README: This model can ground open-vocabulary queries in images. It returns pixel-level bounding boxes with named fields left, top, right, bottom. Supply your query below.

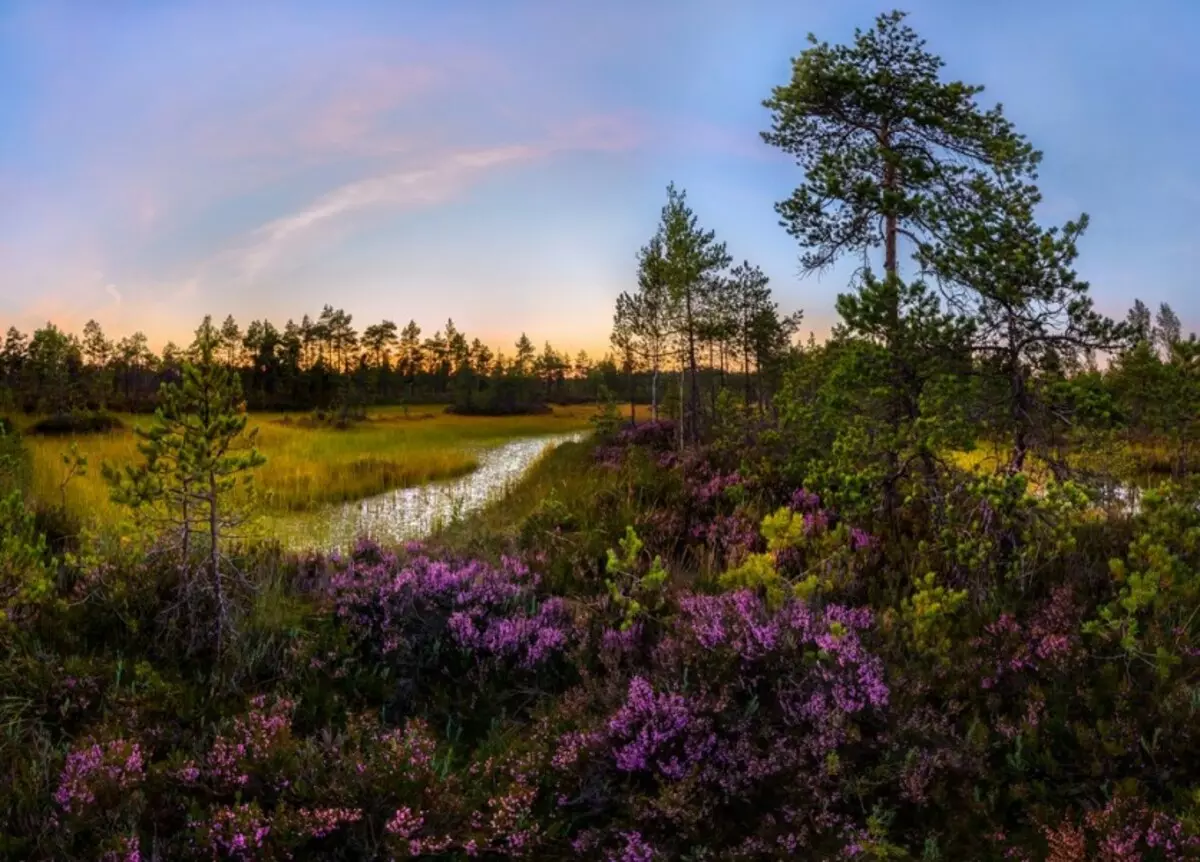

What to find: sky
left=1, top=0, right=1198, bottom=356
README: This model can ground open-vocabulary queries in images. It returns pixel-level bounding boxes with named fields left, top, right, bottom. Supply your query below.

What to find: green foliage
left=898, top=572, right=967, bottom=658
left=717, top=551, right=785, bottom=607
left=637, top=183, right=734, bottom=444
left=930, top=473, right=1089, bottom=592
left=762, top=10, right=1033, bottom=277
left=57, top=443, right=87, bottom=511
left=101, top=317, right=267, bottom=651
left=778, top=278, right=975, bottom=522
left=1109, top=333, right=1200, bottom=476
left=0, top=490, right=55, bottom=625
left=105, top=317, right=266, bottom=555
left=590, top=385, right=623, bottom=439
left=718, top=506, right=870, bottom=607
left=19, top=323, right=86, bottom=416
left=605, top=526, right=669, bottom=630
left=718, top=507, right=806, bottom=608
left=1085, top=483, right=1200, bottom=665
left=0, top=427, right=55, bottom=627
left=760, top=506, right=805, bottom=553
left=919, top=163, right=1126, bottom=472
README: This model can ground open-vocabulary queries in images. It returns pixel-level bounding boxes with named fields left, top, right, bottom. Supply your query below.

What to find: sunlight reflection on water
left=275, top=431, right=587, bottom=550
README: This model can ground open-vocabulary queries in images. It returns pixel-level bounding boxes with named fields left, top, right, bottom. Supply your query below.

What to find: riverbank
left=272, top=430, right=589, bottom=550
left=19, top=404, right=597, bottom=529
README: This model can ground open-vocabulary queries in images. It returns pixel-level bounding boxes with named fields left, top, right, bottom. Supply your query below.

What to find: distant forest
left=0, top=285, right=801, bottom=418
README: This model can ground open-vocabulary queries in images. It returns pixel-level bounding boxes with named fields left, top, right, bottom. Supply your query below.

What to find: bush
left=28, top=412, right=123, bottom=436
left=11, top=400, right=1200, bottom=860
left=446, top=400, right=551, bottom=417
left=447, top=376, right=550, bottom=416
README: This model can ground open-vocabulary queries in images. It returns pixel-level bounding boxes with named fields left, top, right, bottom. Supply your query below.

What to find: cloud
left=226, top=144, right=539, bottom=281
left=216, top=117, right=640, bottom=286
left=105, top=283, right=122, bottom=305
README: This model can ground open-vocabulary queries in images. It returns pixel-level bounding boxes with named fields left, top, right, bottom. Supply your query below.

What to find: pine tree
left=614, top=232, right=680, bottom=422
left=1126, top=300, right=1153, bottom=345
left=1156, top=303, right=1182, bottom=357
left=105, top=315, right=265, bottom=652
left=761, top=9, right=1032, bottom=309
left=219, top=315, right=243, bottom=368
left=919, top=168, right=1124, bottom=473
left=762, top=9, right=1036, bottom=508
left=514, top=333, right=536, bottom=376
left=729, top=262, right=773, bottom=406
left=652, top=183, right=730, bottom=442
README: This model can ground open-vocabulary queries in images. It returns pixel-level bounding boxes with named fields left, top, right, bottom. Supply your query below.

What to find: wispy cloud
left=105, top=283, right=122, bottom=305
left=214, top=115, right=642, bottom=286
left=228, top=144, right=541, bottom=282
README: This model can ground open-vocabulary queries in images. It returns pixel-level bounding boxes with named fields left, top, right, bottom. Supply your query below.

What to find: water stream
left=274, top=431, right=588, bottom=550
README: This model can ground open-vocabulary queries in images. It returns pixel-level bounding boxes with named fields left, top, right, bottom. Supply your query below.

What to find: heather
left=3, top=404, right=1200, bottom=859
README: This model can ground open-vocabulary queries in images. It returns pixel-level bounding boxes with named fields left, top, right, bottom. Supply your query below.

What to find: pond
left=273, top=430, right=588, bottom=550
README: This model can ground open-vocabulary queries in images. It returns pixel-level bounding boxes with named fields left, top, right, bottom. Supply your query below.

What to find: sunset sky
left=2, top=0, right=1198, bottom=356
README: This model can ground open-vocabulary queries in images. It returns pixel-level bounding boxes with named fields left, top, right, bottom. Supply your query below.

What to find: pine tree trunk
left=628, top=366, right=636, bottom=425
left=685, top=291, right=700, bottom=444
left=719, top=341, right=727, bottom=394
left=709, top=342, right=717, bottom=417
left=208, top=474, right=224, bottom=653
left=651, top=366, right=659, bottom=422
left=181, top=480, right=191, bottom=561
left=881, top=131, right=904, bottom=521
left=1007, top=337, right=1031, bottom=474
left=743, top=341, right=751, bottom=408
left=677, top=368, right=685, bottom=450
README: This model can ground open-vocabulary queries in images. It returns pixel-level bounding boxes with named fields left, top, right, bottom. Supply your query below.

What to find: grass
left=949, top=436, right=1192, bottom=496
left=20, top=403, right=597, bottom=527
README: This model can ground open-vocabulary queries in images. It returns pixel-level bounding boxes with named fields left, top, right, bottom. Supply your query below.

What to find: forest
left=0, top=269, right=798, bottom=420
left=4, top=9, right=1200, bottom=861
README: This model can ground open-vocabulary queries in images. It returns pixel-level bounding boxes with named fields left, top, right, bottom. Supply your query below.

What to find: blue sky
left=1, top=0, right=1197, bottom=354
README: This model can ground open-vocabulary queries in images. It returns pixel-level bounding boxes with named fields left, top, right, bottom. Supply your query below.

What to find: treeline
left=1, top=300, right=804, bottom=419
left=0, top=312, right=627, bottom=416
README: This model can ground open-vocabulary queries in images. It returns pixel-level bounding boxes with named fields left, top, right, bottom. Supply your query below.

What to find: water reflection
left=275, top=431, right=587, bottom=550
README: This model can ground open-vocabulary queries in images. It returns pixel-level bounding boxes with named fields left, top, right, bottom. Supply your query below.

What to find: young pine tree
left=105, top=315, right=265, bottom=651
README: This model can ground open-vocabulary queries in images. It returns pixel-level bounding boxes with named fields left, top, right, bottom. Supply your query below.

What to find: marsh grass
left=21, top=404, right=596, bottom=527
left=949, top=436, right=1191, bottom=498
left=430, top=439, right=672, bottom=596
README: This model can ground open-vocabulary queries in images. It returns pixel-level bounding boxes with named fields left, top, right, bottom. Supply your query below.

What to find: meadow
left=17, top=404, right=596, bottom=527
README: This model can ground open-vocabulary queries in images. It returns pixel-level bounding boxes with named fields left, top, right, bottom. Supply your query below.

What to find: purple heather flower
left=55, top=739, right=145, bottom=814
left=790, top=488, right=821, bottom=512
left=607, top=831, right=657, bottom=862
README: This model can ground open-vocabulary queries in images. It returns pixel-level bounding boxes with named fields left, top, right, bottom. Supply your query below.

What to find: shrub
left=27, top=412, right=123, bottom=436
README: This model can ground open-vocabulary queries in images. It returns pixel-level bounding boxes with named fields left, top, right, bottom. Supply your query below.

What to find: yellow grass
left=23, top=404, right=596, bottom=526
left=949, top=436, right=1175, bottom=496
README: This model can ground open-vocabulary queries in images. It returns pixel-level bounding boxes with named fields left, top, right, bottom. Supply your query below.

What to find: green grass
left=430, top=438, right=677, bottom=595
left=21, top=403, right=597, bottom=527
